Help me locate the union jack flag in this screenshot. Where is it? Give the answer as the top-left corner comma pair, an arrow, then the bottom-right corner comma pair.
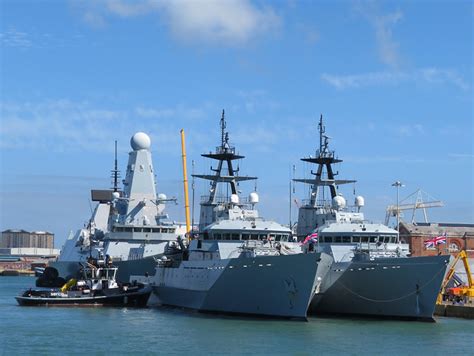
300,232 -> 318,245
424,233 -> 447,248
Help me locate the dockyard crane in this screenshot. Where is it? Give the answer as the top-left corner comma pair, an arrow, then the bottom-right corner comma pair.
385,188 -> 443,225
437,249 -> 474,304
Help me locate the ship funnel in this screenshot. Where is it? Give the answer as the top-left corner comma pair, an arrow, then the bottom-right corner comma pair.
230,194 -> 240,204
332,195 -> 346,210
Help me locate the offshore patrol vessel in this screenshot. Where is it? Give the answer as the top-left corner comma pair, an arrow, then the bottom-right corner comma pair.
51,132 -> 185,282
294,116 -> 449,320
142,111 -> 331,319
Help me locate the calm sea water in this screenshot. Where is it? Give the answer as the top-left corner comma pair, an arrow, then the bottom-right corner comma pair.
0,277 -> 472,355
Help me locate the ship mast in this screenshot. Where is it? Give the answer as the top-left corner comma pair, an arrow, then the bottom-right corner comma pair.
193,110 -> 257,205
293,115 -> 355,207
111,140 -> 121,192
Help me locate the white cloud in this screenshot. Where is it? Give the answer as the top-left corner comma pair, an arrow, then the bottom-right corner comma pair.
0,29 -> 33,49
356,3 -> 403,68
0,100 -> 206,153
397,123 -> 424,137
321,68 -> 469,90
78,0 -> 281,45
135,106 -> 206,120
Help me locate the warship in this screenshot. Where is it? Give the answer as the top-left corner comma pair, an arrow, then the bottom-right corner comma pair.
140,111 -> 332,319
294,116 -> 449,320
51,132 -> 185,282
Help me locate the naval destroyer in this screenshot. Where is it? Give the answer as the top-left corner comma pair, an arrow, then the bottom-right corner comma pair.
51,132 -> 185,282
294,116 -> 449,320
140,111 -> 332,319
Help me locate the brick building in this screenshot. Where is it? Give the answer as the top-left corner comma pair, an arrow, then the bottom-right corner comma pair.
1,229 -> 54,249
399,222 -> 474,258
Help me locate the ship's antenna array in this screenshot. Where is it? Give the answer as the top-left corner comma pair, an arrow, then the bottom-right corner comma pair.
111,140 -> 121,192
318,114 -> 325,155
220,109 -> 226,149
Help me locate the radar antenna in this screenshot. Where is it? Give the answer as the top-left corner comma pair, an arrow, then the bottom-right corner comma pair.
318,114 -> 325,155
220,109 -> 226,149
111,140 -> 121,192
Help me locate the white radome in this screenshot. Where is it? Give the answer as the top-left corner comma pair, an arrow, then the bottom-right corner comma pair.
355,196 -> 365,207
230,194 -> 240,204
112,191 -> 120,200
158,193 -> 167,201
249,192 -> 259,204
130,132 -> 151,151
332,195 -> 346,210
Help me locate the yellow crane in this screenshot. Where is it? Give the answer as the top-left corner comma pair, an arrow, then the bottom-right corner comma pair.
437,250 -> 474,304
180,129 -> 191,241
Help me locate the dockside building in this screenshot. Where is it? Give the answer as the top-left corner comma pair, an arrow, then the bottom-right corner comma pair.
399,222 -> 474,258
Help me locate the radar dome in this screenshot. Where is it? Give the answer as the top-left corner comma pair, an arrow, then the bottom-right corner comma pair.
332,195 -> 346,210
230,194 -> 240,204
355,196 -> 365,207
249,192 -> 259,204
158,193 -> 167,201
112,191 -> 120,200
130,132 -> 151,151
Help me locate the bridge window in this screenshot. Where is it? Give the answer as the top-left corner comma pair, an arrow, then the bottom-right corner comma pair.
152,228 -> 161,233
214,233 -> 221,240
242,234 -> 249,240
352,236 -> 361,243
134,228 -> 142,233
231,234 -> 240,240
369,236 -> 377,243
361,236 -> 369,243
342,236 -> 351,243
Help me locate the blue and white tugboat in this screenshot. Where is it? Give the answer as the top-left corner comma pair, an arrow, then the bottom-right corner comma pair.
16,259 -> 152,307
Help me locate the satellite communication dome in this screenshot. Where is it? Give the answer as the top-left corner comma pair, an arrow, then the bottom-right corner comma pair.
332,195 -> 346,210
355,196 -> 365,207
130,132 -> 151,151
158,193 -> 167,201
112,191 -> 120,200
249,192 -> 259,204
230,194 -> 240,204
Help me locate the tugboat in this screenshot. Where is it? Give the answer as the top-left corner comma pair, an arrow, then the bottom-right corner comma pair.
16,258 -> 152,307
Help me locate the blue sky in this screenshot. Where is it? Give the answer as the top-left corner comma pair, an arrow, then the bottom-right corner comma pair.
1,0 -> 472,248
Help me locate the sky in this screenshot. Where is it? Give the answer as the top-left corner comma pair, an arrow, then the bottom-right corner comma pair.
0,0 -> 473,248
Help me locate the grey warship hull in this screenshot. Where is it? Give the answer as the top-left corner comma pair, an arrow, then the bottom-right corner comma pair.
309,255 -> 449,321
153,252 -> 331,319
50,256 -> 159,283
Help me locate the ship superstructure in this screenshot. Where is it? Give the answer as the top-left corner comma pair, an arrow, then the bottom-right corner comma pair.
295,115 -> 408,260
53,132 -> 185,282
140,111 -> 331,319
295,116 -> 449,320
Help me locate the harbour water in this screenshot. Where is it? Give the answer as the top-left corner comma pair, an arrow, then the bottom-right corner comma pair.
0,277 -> 472,355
